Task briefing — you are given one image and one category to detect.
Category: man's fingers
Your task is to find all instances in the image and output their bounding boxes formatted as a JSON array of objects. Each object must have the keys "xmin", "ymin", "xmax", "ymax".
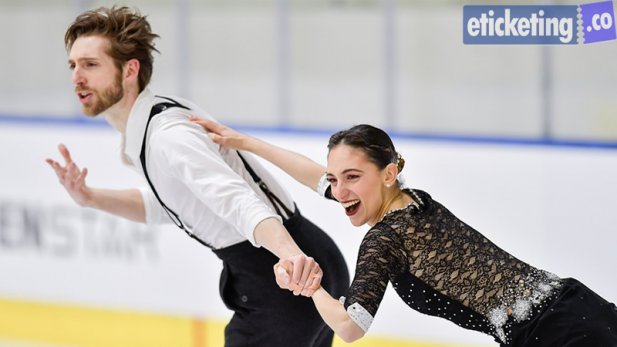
[
  {"xmin": 45, "ymin": 159, "xmax": 58, "ymax": 171},
  {"xmin": 273, "ymin": 261, "xmax": 293, "ymax": 290},
  {"xmin": 291, "ymin": 255, "xmax": 306, "ymax": 289},
  {"xmin": 46, "ymin": 159, "xmax": 61, "ymax": 171},
  {"xmin": 298, "ymin": 257, "xmax": 315, "ymax": 289},
  {"xmin": 58, "ymin": 144, "xmax": 73, "ymax": 165},
  {"xmin": 279, "ymin": 258, "xmax": 293, "ymax": 272},
  {"xmin": 45, "ymin": 159, "xmax": 66, "ymax": 180},
  {"xmin": 66, "ymin": 163, "xmax": 83, "ymax": 186},
  {"xmin": 308, "ymin": 270, "xmax": 322, "ymax": 291},
  {"xmin": 76, "ymin": 167, "xmax": 88, "ymax": 186},
  {"xmin": 69, "ymin": 167, "xmax": 88, "ymax": 190},
  {"xmin": 301, "ymin": 263, "xmax": 322, "ymax": 296},
  {"xmin": 68, "ymin": 162, "xmax": 79, "ymax": 176},
  {"xmin": 276, "ymin": 265, "xmax": 290, "ymax": 286}
]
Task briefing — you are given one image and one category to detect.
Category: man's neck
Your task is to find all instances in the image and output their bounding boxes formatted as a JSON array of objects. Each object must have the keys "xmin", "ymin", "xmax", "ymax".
[{"xmin": 103, "ymin": 89, "xmax": 140, "ymax": 134}]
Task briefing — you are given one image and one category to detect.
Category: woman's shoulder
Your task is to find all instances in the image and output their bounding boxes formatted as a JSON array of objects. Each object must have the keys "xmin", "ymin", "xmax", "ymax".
[{"xmin": 404, "ymin": 188, "xmax": 432, "ymax": 205}]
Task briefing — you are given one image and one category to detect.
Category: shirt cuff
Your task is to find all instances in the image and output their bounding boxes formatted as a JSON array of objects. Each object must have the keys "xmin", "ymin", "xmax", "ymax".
[
  {"xmin": 346, "ymin": 302, "xmax": 373, "ymax": 333},
  {"xmin": 138, "ymin": 186, "xmax": 168, "ymax": 224},
  {"xmin": 246, "ymin": 214, "xmax": 283, "ymax": 247},
  {"xmin": 316, "ymin": 173, "xmax": 330, "ymax": 197}
]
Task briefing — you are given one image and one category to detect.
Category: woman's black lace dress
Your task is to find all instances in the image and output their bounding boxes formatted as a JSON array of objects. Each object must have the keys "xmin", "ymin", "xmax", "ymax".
[{"xmin": 341, "ymin": 189, "xmax": 617, "ymax": 346}]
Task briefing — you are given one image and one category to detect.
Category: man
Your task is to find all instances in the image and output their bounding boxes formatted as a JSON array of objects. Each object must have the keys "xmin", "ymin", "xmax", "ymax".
[{"xmin": 46, "ymin": 6, "xmax": 349, "ymax": 347}]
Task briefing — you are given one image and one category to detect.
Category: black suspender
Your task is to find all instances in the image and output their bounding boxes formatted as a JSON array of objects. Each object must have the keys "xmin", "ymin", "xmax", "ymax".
[
  {"xmin": 139, "ymin": 96, "xmax": 292, "ymax": 248},
  {"xmin": 236, "ymin": 152, "xmax": 293, "ymax": 218},
  {"xmin": 139, "ymin": 96, "xmax": 213, "ymax": 248}
]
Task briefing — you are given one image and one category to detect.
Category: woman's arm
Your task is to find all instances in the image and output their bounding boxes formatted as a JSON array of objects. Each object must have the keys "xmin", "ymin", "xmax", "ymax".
[
  {"xmin": 312, "ymin": 287, "xmax": 366, "ymax": 343},
  {"xmin": 275, "ymin": 226, "xmax": 406, "ymax": 342},
  {"xmin": 190, "ymin": 118, "xmax": 325, "ymax": 192},
  {"xmin": 274, "ymin": 262, "xmax": 365, "ymax": 342}
]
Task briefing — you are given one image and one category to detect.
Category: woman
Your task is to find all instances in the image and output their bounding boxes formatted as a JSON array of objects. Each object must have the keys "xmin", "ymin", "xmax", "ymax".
[{"xmin": 191, "ymin": 118, "xmax": 617, "ymax": 346}]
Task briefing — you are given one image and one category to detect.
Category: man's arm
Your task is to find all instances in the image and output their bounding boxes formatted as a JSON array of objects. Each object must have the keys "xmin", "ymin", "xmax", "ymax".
[
  {"xmin": 82, "ymin": 188, "xmax": 145, "ymax": 222},
  {"xmin": 190, "ymin": 118, "xmax": 325, "ymax": 192},
  {"xmin": 254, "ymin": 217, "xmax": 321, "ymax": 296},
  {"xmin": 46, "ymin": 143, "xmax": 146, "ymax": 223},
  {"xmin": 156, "ymin": 121, "xmax": 321, "ymax": 295}
]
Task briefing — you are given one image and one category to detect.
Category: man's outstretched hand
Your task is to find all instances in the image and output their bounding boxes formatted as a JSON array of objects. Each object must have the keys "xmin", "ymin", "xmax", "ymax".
[{"xmin": 45, "ymin": 143, "xmax": 92, "ymax": 207}]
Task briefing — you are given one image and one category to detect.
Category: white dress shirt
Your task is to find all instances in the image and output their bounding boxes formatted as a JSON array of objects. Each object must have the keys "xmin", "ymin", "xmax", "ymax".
[{"xmin": 123, "ymin": 88, "xmax": 295, "ymax": 249}]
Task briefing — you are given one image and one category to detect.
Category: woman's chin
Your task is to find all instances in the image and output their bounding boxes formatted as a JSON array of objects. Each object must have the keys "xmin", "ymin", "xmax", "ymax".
[{"xmin": 348, "ymin": 217, "xmax": 366, "ymax": 227}]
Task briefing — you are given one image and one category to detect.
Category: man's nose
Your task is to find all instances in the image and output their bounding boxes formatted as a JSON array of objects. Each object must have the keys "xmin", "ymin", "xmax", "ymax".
[{"xmin": 72, "ymin": 67, "xmax": 85, "ymax": 86}]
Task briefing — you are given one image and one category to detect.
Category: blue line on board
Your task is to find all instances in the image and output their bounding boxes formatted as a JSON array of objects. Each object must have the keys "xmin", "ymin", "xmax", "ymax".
[{"xmin": 1, "ymin": 114, "xmax": 616, "ymax": 150}]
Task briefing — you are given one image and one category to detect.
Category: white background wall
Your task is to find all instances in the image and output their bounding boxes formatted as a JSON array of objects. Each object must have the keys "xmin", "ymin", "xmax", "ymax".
[
  {"xmin": 0, "ymin": 0, "xmax": 616, "ymax": 141},
  {"xmin": 1, "ymin": 121, "xmax": 615, "ymax": 345}
]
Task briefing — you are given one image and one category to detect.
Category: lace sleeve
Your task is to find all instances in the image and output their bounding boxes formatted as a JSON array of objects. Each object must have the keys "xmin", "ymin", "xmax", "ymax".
[{"xmin": 343, "ymin": 226, "xmax": 406, "ymax": 331}]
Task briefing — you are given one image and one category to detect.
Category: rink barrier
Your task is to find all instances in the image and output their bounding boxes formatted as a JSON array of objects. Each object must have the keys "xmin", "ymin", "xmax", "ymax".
[{"xmin": 0, "ymin": 297, "xmax": 487, "ymax": 347}]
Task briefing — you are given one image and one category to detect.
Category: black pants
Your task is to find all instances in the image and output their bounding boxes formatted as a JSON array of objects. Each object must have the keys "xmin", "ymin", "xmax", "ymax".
[
  {"xmin": 507, "ymin": 278, "xmax": 617, "ymax": 346},
  {"xmin": 213, "ymin": 207, "xmax": 350, "ymax": 347}
]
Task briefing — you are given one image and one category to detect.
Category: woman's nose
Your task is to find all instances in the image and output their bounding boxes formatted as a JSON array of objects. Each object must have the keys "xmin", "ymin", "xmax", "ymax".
[{"xmin": 332, "ymin": 182, "xmax": 348, "ymax": 201}]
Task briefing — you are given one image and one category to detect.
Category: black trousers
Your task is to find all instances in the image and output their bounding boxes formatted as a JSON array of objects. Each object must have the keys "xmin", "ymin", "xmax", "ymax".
[
  {"xmin": 507, "ymin": 278, "xmax": 617, "ymax": 347},
  {"xmin": 213, "ymin": 207, "xmax": 350, "ymax": 347}
]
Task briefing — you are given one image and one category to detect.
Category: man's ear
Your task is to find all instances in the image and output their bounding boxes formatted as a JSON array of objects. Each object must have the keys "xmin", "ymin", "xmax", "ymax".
[{"xmin": 124, "ymin": 58, "xmax": 140, "ymax": 82}]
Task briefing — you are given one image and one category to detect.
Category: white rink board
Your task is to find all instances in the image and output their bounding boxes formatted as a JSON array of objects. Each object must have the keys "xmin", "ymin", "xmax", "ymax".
[{"xmin": 1, "ymin": 122, "xmax": 616, "ymax": 346}]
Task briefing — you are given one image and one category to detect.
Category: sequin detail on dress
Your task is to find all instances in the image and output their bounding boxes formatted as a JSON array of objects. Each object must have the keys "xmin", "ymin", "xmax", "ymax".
[{"xmin": 487, "ymin": 270, "xmax": 562, "ymax": 343}]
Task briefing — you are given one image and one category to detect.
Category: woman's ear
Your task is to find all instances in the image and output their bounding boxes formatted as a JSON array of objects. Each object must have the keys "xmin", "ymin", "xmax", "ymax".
[{"xmin": 383, "ymin": 163, "xmax": 398, "ymax": 188}]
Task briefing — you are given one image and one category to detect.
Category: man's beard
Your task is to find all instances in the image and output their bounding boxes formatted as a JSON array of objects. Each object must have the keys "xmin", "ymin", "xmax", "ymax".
[{"xmin": 82, "ymin": 72, "xmax": 124, "ymax": 116}]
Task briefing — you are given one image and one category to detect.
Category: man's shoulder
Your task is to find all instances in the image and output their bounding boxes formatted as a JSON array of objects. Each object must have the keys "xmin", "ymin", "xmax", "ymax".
[
  {"xmin": 148, "ymin": 114, "xmax": 215, "ymax": 155},
  {"xmin": 152, "ymin": 94, "xmax": 210, "ymax": 116}
]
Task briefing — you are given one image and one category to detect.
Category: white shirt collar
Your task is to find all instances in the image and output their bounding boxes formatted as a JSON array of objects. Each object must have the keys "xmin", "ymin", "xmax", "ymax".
[{"xmin": 124, "ymin": 88, "xmax": 156, "ymax": 165}]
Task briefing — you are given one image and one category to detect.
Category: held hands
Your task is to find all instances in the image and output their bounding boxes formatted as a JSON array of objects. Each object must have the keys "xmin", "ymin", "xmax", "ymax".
[
  {"xmin": 45, "ymin": 144, "xmax": 92, "ymax": 207},
  {"xmin": 273, "ymin": 254, "xmax": 323, "ymax": 297},
  {"xmin": 188, "ymin": 117, "xmax": 250, "ymax": 151}
]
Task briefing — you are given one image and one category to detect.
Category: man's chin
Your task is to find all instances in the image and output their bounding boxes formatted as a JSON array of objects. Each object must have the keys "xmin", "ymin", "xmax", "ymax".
[{"xmin": 82, "ymin": 106, "xmax": 104, "ymax": 117}]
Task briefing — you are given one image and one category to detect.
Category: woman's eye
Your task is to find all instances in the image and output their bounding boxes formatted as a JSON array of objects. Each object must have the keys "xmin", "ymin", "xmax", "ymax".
[{"xmin": 347, "ymin": 175, "xmax": 359, "ymax": 180}]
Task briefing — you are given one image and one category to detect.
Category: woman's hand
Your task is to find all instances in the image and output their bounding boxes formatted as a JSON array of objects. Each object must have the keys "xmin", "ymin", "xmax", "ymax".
[
  {"xmin": 274, "ymin": 255, "xmax": 323, "ymax": 297},
  {"xmin": 189, "ymin": 117, "xmax": 251, "ymax": 151}
]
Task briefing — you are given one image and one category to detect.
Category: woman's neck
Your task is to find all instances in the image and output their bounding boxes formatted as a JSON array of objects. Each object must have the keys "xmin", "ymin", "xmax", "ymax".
[{"xmin": 373, "ymin": 189, "xmax": 412, "ymax": 225}]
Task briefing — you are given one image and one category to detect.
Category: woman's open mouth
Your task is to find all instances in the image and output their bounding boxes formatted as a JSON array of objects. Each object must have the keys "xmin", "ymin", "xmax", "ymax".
[{"xmin": 342, "ymin": 200, "xmax": 361, "ymax": 216}]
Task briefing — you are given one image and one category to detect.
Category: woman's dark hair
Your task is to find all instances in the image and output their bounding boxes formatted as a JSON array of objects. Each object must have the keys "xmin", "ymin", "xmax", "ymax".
[{"xmin": 328, "ymin": 124, "xmax": 405, "ymax": 173}]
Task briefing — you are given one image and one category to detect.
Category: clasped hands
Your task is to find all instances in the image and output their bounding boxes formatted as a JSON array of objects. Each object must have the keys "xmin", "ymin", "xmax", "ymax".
[
  {"xmin": 187, "ymin": 117, "xmax": 324, "ymax": 297},
  {"xmin": 274, "ymin": 254, "xmax": 323, "ymax": 297}
]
